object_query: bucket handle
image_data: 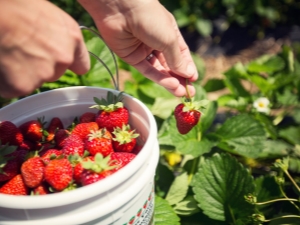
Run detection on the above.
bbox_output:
[80,26,120,91]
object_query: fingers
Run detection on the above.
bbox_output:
[134,54,196,97]
[68,37,90,75]
[160,17,198,82]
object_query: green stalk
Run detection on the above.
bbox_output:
[284,170,300,193]
[264,215,300,223]
[255,198,299,205]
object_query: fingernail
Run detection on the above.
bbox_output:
[187,64,195,77]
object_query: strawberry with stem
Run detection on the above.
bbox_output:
[112,124,139,153]
[174,79,209,135]
[90,91,129,132]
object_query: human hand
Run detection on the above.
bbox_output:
[0,0,90,99]
[78,0,198,97]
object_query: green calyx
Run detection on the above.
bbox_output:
[0,143,17,174]
[90,91,124,112]
[82,153,116,173]
[182,97,210,113]
[87,129,111,141]
[112,124,139,144]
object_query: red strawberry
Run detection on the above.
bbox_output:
[21,156,45,188]
[19,119,44,142]
[18,140,35,151]
[71,122,99,140]
[0,121,23,145]
[62,134,85,157]
[112,124,139,153]
[174,98,208,135]
[45,117,64,142]
[91,91,129,132]
[0,144,19,182]
[40,148,62,163]
[80,154,116,186]
[54,129,70,149]
[44,158,73,191]
[32,182,50,195]
[84,128,113,157]
[79,112,96,123]
[73,155,94,184]
[109,152,136,172]
[0,174,28,195]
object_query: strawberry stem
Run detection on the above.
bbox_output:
[185,78,191,100]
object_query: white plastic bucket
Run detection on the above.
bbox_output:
[0,86,159,225]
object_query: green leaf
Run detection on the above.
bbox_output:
[279,126,300,145]
[223,62,249,79]
[195,18,213,37]
[292,107,300,124]
[191,153,255,222]
[154,195,181,225]
[255,176,281,214]
[165,172,189,206]
[173,196,200,216]
[139,82,174,99]
[191,53,206,81]
[215,114,266,158]
[276,89,298,106]
[247,55,285,74]
[255,113,277,139]
[200,101,218,133]
[256,140,291,159]
[203,79,226,92]
[288,156,300,173]
[223,76,249,97]
[151,97,180,119]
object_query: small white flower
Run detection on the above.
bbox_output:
[253,97,270,114]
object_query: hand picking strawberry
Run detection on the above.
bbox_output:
[174,80,209,135]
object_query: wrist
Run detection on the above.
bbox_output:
[77,0,153,20]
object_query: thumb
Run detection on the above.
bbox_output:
[69,38,90,75]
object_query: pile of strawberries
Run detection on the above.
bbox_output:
[0,92,142,196]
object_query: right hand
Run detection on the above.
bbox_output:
[0,0,90,99]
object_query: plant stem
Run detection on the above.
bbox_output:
[284,170,300,193]
[185,79,191,99]
[188,156,199,184]
[255,198,299,205]
[278,183,300,211]
[228,206,236,224]
[264,215,300,222]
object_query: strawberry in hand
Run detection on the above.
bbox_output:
[90,91,129,132]
[174,97,209,135]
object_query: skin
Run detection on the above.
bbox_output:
[78,0,198,97]
[0,0,90,98]
[0,0,198,98]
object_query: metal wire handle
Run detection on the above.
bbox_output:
[80,26,120,90]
